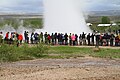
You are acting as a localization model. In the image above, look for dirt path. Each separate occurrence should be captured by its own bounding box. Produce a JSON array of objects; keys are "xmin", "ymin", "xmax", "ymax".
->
[
  {"xmin": 0, "ymin": 57, "xmax": 120, "ymax": 80},
  {"xmin": 74, "ymin": 45, "xmax": 120, "ymax": 49}
]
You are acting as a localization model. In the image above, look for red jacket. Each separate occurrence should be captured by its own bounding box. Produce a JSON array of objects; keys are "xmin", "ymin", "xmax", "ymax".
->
[
  {"xmin": 18, "ymin": 34, "xmax": 23, "ymax": 40},
  {"xmin": 5, "ymin": 33, "xmax": 9, "ymax": 39},
  {"xmin": 48, "ymin": 35, "xmax": 51, "ymax": 40}
]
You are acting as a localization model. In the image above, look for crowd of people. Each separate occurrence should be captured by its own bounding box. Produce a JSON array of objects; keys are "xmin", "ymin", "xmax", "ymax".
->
[
  {"xmin": 0, "ymin": 31, "xmax": 120, "ymax": 47},
  {"xmin": 0, "ymin": 32, "xmax": 23, "ymax": 46}
]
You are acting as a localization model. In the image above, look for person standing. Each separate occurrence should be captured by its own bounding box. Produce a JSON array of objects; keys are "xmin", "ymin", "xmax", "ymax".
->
[
  {"xmin": 34, "ymin": 33, "xmax": 39, "ymax": 44},
  {"xmin": 44, "ymin": 32, "xmax": 48, "ymax": 44},
  {"xmin": 54, "ymin": 32, "xmax": 57, "ymax": 45},
  {"xmin": 39, "ymin": 32, "xmax": 43, "ymax": 43},
  {"xmin": 95, "ymin": 32, "xmax": 100, "ymax": 47},
  {"xmin": 59, "ymin": 33, "xmax": 63, "ymax": 45},
  {"xmin": 64, "ymin": 33, "xmax": 68, "ymax": 45},
  {"xmin": 0, "ymin": 32, "xmax": 3, "ymax": 44},
  {"xmin": 62, "ymin": 34, "xmax": 65, "ymax": 45},
  {"xmin": 115, "ymin": 36, "xmax": 119, "ymax": 46},
  {"xmin": 31, "ymin": 32, "xmax": 34, "ymax": 44},
  {"xmin": 26, "ymin": 32, "xmax": 29, "ymax": 44},
  {"xmin": 51, "ymin": 33, "xmax": 55, "ymax": 45},
  {"xmin": 110, "ymin": 33, "xmax": 115, "ymax": 46},
  {"xmin": 9, "ymin": 32, "xmax": 14, "ymax": 44},
  {"xmin": 75, "ymin": 34, "xmax": 78, "ymax": 45},
  {"xmin": 5, "ymin": 32, "xmax": 9, "ymax": 44},
  {"xmin": 71, "ymin": 34, "xmax": 76, "ymax": 46},
  {"xmin": 24, "ymin": 31, "xmax": 27, "ymax": 43},
  {"xmin": 69, "ymin": 33, "xmax": 72, "ymax": 46},
  {"xmin": 47, "ymin": 34, "xmax": 51, "ymax": 44},
  {"xmin": 105, "ymin": 33, "xmax": 110, "ymax": 46},
  {"xmin": 17, "ymin": 34, "xmax": 23, "ymax": 47},
  {"xmin": 91, "ymin": 33, "xmax": 95, "ymax": 46},
  {"xmin": 79, "ymin": 34, "xmax": 82, "ymax": 45},
  {"xmin": 87, "ymin": 33, "xmax": 91, "ymax": 46},
  {"xmin": 82, "ymin": 32, "xmax": 86, "ymax": 45}
]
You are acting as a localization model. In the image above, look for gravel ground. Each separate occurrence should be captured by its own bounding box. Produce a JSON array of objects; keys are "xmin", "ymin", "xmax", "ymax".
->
[{"xmin": 0, "ymin": 57, "xmax": 120, "ymax": 80}]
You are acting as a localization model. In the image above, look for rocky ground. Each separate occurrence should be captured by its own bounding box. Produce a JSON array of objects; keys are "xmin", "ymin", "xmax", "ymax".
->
[{"xmin": 0, "ymin": 57, "xmax": 120, "ymax": 80}]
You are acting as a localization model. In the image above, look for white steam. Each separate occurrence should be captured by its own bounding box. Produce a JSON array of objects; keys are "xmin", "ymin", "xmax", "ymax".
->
[{"xmin": 43, "ymin": 0, "xmax": 92, "ymax": 34}]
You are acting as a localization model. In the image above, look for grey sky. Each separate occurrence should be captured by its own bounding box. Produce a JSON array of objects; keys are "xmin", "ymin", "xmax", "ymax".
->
[{"xmin": 0, "ymin": 0, "xmax": 120, "ymax": 13}]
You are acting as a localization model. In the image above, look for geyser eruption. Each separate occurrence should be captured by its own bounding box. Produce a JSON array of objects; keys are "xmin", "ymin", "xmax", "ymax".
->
[{"xmin": 43, "ymin": 0, "xmax": 91, "ymax": 34}]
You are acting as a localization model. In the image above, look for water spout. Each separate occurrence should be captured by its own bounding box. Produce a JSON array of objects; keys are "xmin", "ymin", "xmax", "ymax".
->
[{"xmin": 43, "ymin": 0, "xmax": 92, "ymax": 34}]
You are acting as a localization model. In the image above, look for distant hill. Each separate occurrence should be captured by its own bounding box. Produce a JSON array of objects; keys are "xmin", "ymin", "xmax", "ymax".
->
[
  {"xmin": 86, "ymin": 15, "xmax": 120, "ymax": 23},
  {"xmin": 86, "ymin": 10, "xmax": 120, "ymax": 23},
  {"xmin": 89, "ymin": 10, "xmax": 120, "ymax": 16},
  {"xmin": 0, "ymin": 12, "xmax": 42, "ymax": 19},
  {"xmin": 0, "ymin": 10, "xmax": 120, "ymax": 23}
]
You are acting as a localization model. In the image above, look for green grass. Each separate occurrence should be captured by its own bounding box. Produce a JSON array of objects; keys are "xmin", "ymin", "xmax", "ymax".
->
[
  {"xmin": 23, "ymin": 18, "xmax": 43, "ymax": 29},
  {"xmin": 93, "ymin": 48, "xmax": 120, "ymax": 58},
  {"xmin": 47, "ymin": 46, "xmax": 120, "ymax": 59},
  {"xmin": 48, "ymin": 46, "xmax": 90, "ymax": 54},
  {"xmin": 0, "ymin": 45, "xmax": 120, "ymax": 62},
  {"xmin": 0, "ymin": 43, "xmax": 49, "ymax": 62}
]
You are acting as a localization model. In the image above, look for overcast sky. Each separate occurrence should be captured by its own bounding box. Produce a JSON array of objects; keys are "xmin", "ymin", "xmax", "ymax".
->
[{"xmin": 0, "ymin": 0, "xmax": 120, "ymax": 13}]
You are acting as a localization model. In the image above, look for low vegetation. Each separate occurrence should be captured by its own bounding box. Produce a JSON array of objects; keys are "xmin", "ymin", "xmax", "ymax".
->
[
  {"xmin": 0, "ymin": 45, "xmax": 120, "ymax": 62},
  {"xmin": 48, "ymin": 46, "xmax": 120, "ymax": 59},
  {"xmin": 23, "ymin": 18, "xmax": 43, "ymax": 29},
  {"xmin": 0, "ymin": 43, "xmax": 49, "ymax": 62}
]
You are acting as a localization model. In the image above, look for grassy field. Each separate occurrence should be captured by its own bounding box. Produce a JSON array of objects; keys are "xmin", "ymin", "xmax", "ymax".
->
[
  {"xmin": 48, "ymin": 46, "xmax": 120, "ymax": 59},
  {"xmin": 0, "ymin": 44, "xmax": 120, "ymax": 62}
]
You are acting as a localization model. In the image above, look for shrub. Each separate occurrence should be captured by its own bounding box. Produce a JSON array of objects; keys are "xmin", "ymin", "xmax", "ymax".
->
[
  {"xmin": 21, "ymin": 43, "xmax": 49, "ymax": 57},
  {"xmin": 0, "ymin": 44, "xmax": 19, "ymax": 62},
  {"xmin": 0, "ymin": 43, "xmax": 49, "ymax": 62}
]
